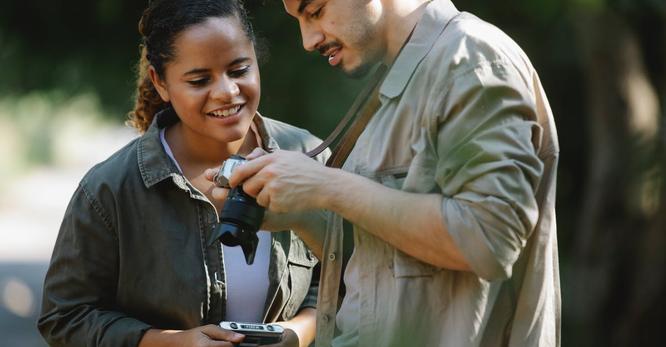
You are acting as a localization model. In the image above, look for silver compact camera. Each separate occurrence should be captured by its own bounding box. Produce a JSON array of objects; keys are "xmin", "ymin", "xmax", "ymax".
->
[
  {"xmin": 219, "ymin": 321, "xmax": 284, "ymax": 346},
  {"xmin": 214, "ymin": 155, "xmax": 247, "ymax": 188}
]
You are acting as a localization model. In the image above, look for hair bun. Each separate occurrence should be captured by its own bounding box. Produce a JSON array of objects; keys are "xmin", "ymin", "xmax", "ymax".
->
[{"xmin": 138, "ymin": 7, "xmax": 152, "ymax": 37}]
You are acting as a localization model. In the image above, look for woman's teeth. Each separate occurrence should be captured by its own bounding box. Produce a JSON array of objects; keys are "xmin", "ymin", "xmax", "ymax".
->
[{"xmin": 209, "ymin": 105, "xmax": 241, "ymax": 118}]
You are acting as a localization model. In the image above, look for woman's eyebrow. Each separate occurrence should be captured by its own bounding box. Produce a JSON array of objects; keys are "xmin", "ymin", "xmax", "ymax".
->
[
  {"xmin": 183, "ymin": 58, "xmax": 252, "ymax": 76},
  {"xmin": 184, "ymin": 68, "xmax": 209, "ymax": 76},
  {"xmin": 228, "ymin": 57, "xmax": 251, "ymax": 66}
]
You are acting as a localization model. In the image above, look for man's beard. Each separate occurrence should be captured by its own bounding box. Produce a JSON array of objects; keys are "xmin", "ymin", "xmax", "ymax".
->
[{"xmin": 345, "ymin": 60, "xmax": 377, "ymax": 79}]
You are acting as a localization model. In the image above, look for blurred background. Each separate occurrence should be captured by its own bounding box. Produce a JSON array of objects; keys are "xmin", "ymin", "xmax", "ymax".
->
[{"xmin": 0, "ymin": 0, "xmax": 664, "ymax": 346}]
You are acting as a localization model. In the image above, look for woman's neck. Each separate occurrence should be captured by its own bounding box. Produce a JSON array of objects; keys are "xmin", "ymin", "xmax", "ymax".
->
[{"xmin": 165, "ymin": 123, "xmax": 252, "ymax": 177}]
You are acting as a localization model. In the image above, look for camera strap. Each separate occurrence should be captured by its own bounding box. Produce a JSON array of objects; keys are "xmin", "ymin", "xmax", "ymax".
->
[{"xmin": 305, "ymin": 64, "xmax": 388, "ymax": 168}]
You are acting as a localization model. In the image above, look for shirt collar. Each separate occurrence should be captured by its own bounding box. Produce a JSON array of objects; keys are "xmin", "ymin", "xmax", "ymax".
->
[
  {"xmin": 379, "ymin": 0, "xmax": 459, "ymax": 99},
  {"xmin": 137, "ymin": 107, "xmax": 279, "ymax": 188}
]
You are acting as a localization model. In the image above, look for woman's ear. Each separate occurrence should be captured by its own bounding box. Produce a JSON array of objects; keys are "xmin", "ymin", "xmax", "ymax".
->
[{"xmin": 148, "ymin": 65, "xmax": 170, "ymax": 103}]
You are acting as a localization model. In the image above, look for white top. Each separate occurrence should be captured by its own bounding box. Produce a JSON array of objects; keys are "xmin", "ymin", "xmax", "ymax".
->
[{"xmin": 160, "ymin": 128, "xmax": 271, "ymax": 322}]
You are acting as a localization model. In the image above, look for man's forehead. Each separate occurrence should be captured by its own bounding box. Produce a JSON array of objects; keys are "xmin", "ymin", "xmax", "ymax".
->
[{"xmin": 283, "ymin": 0, "xmax": 312, "ymax": 16}]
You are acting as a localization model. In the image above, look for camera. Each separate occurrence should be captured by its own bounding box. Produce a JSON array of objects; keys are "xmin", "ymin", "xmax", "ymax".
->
[
  {"xmin": 214, "ymin": 155, "xmax": 265, "ymax": 265},
  {"xmin": 220, "ymin": 321, "xmax": 284, "ymax": 346}
]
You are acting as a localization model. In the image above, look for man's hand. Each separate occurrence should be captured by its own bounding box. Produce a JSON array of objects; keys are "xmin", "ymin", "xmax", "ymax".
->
[
  {"xmin": 204, "ymin": 149, "xmax": 329, "ymax": 257},
  {"xmin": 228, "ymin": 149, "xmax": 333, "ymax": 213}
]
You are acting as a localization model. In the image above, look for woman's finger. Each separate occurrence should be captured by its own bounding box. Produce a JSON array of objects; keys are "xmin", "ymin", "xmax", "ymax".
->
[
  {"xmin": 200, "ymin": 325, "xmax": 244, "ymax": 343},
  {"xmin": 204, "ymin": 167, "xmax": 221, "ymax": 182}
]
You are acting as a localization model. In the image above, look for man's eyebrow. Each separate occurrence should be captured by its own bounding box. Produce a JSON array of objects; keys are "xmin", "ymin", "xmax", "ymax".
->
[{"xmin": 298, "ymin": 0, "xmax": 315, "ymax": 14}]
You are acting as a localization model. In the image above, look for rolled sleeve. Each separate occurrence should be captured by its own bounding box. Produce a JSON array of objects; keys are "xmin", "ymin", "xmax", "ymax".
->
[
  {"xmin": 38, "ymin": 183, "xmax": 151, "ymax": 347},
  {"xmin": 435, "ymin": 63, "xmax": 544, "ymax": 281}
]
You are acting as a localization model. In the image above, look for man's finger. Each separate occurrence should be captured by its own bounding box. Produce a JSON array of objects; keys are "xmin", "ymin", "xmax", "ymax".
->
[
  {"xmin": 246, "ymin": 147, "xmax": 269, "ymax": 160},
  {"xmin": 256, "ymin": 187, "xmax": 271, "ymax": 208},
  {"xmin": 239, "ymin": 173, "xmax": 267, "ymax": 198},
  {"xmin": 229, "ymin": 154, "xmax": 273, "ymax": 187}
]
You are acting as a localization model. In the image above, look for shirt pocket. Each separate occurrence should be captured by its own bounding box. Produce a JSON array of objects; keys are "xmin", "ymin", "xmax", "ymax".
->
[
  {"xmin": 282, "ymin": 240, "xmax": 318, "ymax": 319},
  {"xmin": 376, "ymin": 170, "xmax": 441, "ymax": 278},
  {"xmin": 392, "ymin": 248, "xmax": 440, "ymax": 278}
]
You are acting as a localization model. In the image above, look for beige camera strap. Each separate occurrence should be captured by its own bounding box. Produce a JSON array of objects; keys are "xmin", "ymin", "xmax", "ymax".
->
[{"xmin": 305, "ymin": 64, "xmax": 388, "ymax": 168}]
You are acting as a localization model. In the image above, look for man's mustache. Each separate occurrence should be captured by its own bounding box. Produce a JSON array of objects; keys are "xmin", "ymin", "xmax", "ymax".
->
[{"xmin": 318, "ymin": 42, "xmax": 342, "ymax": 56}]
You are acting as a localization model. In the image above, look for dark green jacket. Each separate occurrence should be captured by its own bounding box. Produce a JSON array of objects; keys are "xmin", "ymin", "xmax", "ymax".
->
[{"xmin": 38, "ymin": 110, "xmax": 324, "ymax": 347}]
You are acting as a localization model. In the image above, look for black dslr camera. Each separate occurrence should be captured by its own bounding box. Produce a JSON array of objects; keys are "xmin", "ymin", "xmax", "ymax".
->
[{"xmin": 213, "ymin": 155, "xmax": 265, "ymax": 265}]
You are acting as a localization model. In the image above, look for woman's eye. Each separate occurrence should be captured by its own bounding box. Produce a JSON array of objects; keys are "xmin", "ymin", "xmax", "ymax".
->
[
  {"xmin": 187, "ymin": 78, "xmax": 209, "ymax": 87},
  {"xmin": 229, "ymin": 66, "xmax": 250, "ymax": 78}
]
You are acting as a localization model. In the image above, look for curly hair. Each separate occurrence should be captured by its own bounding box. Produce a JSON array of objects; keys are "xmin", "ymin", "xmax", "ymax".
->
[{"xmin": 127, "ymin": 0, "xmax": 256, "ymax": 133}]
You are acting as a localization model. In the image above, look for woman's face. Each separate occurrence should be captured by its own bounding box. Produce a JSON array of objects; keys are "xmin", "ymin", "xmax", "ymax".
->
[{"xmin": 151, "ymin": 16, "xmax": 260, "ymax": 146}]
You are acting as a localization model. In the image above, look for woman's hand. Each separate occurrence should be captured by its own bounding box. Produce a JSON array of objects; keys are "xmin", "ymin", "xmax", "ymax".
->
[
  {"xmin": 266, "ymin": 308, "xmax": 316, "ymax": 347},
  {"xmin": 263, "ymin": 328, "xmax": 300, "ymax": 347},
  {"xmin": 139, "ymin": 325, "xmax": 245, "ymax": 347}
]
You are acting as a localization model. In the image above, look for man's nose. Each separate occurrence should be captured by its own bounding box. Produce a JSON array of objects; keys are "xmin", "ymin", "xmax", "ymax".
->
[
  {"xmin": 211, "ymin": 76, "xmax": 240, "ymax": 101},
  {"xmin": 300, "ymin": 22, "xmax": 324, "ymax": 52}
]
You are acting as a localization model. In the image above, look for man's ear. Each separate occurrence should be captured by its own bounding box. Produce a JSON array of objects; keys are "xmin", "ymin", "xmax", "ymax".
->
[{"xmin": 148, "ymin": 65, "xmax": 170, "ymax": 103}]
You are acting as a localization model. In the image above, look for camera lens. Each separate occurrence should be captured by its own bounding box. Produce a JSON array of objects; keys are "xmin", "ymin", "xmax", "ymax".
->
[{"xmin": 217, "ymin": 185, "xmax": 265, "ymax": 265}]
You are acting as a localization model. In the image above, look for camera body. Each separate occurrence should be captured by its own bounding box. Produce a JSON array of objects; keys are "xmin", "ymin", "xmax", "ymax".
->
[
  {"xmin": 214, "ymin": 155, "xmax": 265, "ymax": 265},
  {"xmin": 220, "ymin": 321, "xmax": 284, "ymax": 346}
]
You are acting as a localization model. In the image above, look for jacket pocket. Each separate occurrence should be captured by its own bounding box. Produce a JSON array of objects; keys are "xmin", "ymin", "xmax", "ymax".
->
[{"xmin": 282, "ymin": 241, "xmax": 317, "ymax": 319}]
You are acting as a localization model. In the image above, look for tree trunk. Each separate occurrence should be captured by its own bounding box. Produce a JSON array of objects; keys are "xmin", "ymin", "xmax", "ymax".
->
[{"xmin": 568, "ymin": 8, "xmax": 662, "ymax": 347}]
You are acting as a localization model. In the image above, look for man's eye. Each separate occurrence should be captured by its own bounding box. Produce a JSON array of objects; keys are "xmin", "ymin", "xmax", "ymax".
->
[
  {"xmin": 188, "ymin": 78, "xmax": 209, "ymax": 86},
  {"xmin": 229, "ymin": 66, "xmax": 250, "ymax": 78},
  {"xmin": 311, "ymin": 7, "xmax": 324, "ymax": 19}
]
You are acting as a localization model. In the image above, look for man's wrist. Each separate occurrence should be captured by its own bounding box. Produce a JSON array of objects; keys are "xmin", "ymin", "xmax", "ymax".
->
[{"xmin": 312, "ymin": 167, "xmax": 343, "ymax": 210}]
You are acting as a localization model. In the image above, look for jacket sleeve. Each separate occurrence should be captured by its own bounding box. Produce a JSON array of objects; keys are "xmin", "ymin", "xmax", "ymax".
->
[
  {"xmin": 38, "ymin": 182, "xmax": 151, "ymax": 347},
  {"xmin": 298, "ymin": 262, "xmax": 319, "ymax": 311},
  {"xmin": 435, "ymin": 62, "xmax": 544, "ymax": 281}
]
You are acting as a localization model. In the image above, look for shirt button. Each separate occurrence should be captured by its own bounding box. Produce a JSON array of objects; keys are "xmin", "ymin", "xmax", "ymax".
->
[
  {"xmin": 328, "ymin": 253, "xmax": 336, "ymax": 261},
  {"xmin": 322, "ymin": 314, "xmax": 330, "ymax": 323}
]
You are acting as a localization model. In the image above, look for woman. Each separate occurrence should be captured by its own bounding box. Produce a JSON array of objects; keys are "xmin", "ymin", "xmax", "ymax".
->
[{"xmin": 37, "ymin": 0, "xmax": 321, "ymax": 346}]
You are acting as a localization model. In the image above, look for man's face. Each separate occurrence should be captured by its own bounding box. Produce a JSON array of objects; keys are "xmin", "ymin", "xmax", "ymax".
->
[{"xmin": 283, "ymin": 0, "xmax": 386, "ymax": 78}]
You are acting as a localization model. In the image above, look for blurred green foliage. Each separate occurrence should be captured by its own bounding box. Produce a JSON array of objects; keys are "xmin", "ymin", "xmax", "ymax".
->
[{"xmin": 0, "ymin": 0, "xmax": 664, "ymax": 346}]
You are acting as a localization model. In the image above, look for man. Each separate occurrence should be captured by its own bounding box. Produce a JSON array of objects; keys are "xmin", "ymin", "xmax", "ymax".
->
[{"xmin": 211, "ymin": 0, "xmax": 560, "ymax": 345}]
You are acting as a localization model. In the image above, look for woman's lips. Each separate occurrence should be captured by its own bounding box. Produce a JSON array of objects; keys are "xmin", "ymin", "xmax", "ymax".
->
[{"xmin": 207, "ymin": 104, "xmax": 242, "ymax": 118}]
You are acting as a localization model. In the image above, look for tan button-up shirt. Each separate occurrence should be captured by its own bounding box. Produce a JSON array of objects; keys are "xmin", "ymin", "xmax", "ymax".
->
[{"xmin": 314, "ymin": 1, "xmax": 560, "ymax": 346}]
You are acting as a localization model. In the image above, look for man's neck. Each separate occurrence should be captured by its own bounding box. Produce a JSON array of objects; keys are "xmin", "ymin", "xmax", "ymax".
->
[{"xmin": 382, "ymin": 0, "xmax": 430, "ymax": 65}]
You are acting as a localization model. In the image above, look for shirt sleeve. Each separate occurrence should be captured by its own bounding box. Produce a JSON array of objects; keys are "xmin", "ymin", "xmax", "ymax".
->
[
  {"xmin": 38, "ymin": 182, "xmax": 151, "ymax": 347},
  {"xmin": 435, "ymin": 61, "xmax": 544, "ymax": 281}
]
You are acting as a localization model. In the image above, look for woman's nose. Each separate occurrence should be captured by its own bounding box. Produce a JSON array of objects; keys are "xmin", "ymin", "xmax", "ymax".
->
[{"xmin": 210, "ymin": 76, "xmax": 240, "ymax": 101}]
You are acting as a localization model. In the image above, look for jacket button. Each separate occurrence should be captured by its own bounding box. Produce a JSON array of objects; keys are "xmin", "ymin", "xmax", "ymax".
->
[{"xmin": 328, "ymin": 253, "xmax": 336, "ymax": 261}]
